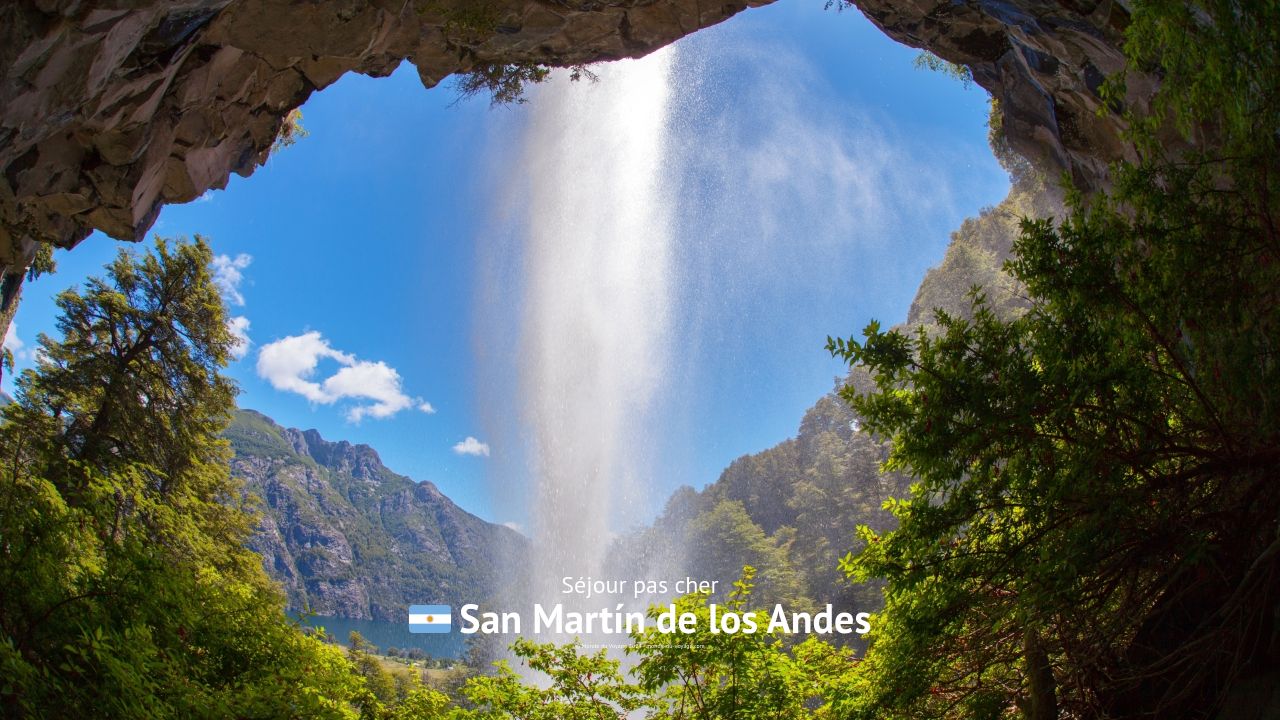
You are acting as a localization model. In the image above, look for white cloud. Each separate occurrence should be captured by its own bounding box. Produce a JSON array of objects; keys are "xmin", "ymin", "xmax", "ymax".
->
[
  {"xmin": 210, "ymin": 253, "xmax": 253, "ymax": 361},
  {"xmin": 257, "ymin": 332, "xmax": 354, "ymax": 403},
  {"xmin": 3, "ymin": 322, "xmax": 24, "ymax": 358},
  {"xmin": 256, "ymin": 331, "xmax": 433, "ymax": 422},
  {"xmin": 227, "ymin": 316, "xmax": 251, "ymax": 359},
  {"xmin": 323, "ymin": 360, "xmax": 415, "ymax": 422},
  {"xmin": 452, "ymin": 436, "xmax": 490, "ymax": 457},
  {"xmin": 211, "ymin": 253, "xmax": 252, "ymax": 307},
  {"xmin": 502, "ymin": 520, "xmax": 525, "ymax": 534},
  {"xmin": 194, "ymin": 190, "xmax": 214, "ymax": 203}
]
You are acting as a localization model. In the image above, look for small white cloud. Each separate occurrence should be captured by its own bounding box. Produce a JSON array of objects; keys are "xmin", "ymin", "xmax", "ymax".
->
[
  {"xmin": 256, "ymin": 331, "xmax": 433, "ymax": 422},
  {"xmin": 3, "ymin": 322, "xmax": 24, "ymax": 358},
  {"xmin": 452, "ymin": 436, "xmax": 490, "ymax": 457},
  {"xmin": 211, "ymin": 253, "xmax": 252, "ymax": 307},
  {"xmin": 194, "ymin": 190, "xmax": 214, "ymax": 203},
  {"xmin": 502, "ymin": 520, "xmax": 525, "ymax": 534},
  {"xmin": 227, "ymin": 316, "xmax": 251, "ymax": 359},
  {"xmin": 210, "ymin": 255, "xmax": 253, "ymax": 360}
]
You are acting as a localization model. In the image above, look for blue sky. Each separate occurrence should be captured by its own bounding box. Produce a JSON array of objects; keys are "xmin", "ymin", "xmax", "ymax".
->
[{"xmin": 3, "ymin": 0, "xmax": 1007, "ymax": 531}]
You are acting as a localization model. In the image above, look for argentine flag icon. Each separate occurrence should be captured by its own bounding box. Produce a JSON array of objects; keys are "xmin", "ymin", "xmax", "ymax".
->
[{"xmin": 408, "ymin": 605, "xmax": 452, "ymax": 633}]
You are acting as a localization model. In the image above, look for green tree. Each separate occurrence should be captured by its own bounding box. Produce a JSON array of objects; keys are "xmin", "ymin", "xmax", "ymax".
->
[
  {"xmin": 630, "ymin": 567, "xmax": 856, "ymax": 720},
  {"xmin": 351, "ymin": 630, "xmax": 378, "ymax": 654},
  {"xmin": 454, "ymin": 63, "xmax": 597, "ymax": 107},
  {"xmin": 827, "ymin": 2, "xmax": 1280, "ymax": 716},
  {"xmin": 685, "ymin": 499, "xmax": 811, "ymax": 610},
  {"xmin": 390, "ymin": 686, "xmax": 453, "ymax": 720},
  {"xmin": 0, "ymin": 237, "xmax": 367, "ymax": 717},
  {"xmin": 460, "ymin": 637, "xmax": 649, "ymax": 719},
  {"xmin": 829, "ymin": 34, "xmax": 1279, "ymax": 720},
  {"xmin": 350, "ymin": 642, "xmax": 400, "ymax": 707}
]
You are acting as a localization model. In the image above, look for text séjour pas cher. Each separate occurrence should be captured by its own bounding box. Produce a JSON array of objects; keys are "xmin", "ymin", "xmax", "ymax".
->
[{"xmin": 561, "ymin": 576, "xmax": 720, "ymax": 600}]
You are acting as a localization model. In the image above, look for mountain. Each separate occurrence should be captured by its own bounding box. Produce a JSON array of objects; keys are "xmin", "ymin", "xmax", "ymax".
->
[
  {"xmin": 613, "ymin": 389, "xmax": 912, "ymax": 614},
  {"xmin": 622, "ymin": 168, "xmax": 1063, "ymax": 615},
  {"xmin": 227, "ymin": 169, "xmax": 1060, "ymax": 625},
  {"xmin": 227, "ymin": 409, "xmax": 524, "ymax": 621}
]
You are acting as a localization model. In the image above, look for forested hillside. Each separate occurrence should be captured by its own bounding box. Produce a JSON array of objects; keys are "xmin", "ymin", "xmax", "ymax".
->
[
  {"xmin": 627, "ymin": 147, "xmax": 1062, "ymax": 618},
  {"xmin": 227, "ymin": 410, "xmax": 525, "ymax": 621}
]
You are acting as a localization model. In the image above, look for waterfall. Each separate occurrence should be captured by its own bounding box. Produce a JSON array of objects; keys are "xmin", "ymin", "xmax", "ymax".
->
[
  {"xmin": 501, "ymin": 48, "xmax": 679, "ymax": 623},
  {"xmin": 475, "ymin": 20, "xmax": 982, "ymax": 645}
]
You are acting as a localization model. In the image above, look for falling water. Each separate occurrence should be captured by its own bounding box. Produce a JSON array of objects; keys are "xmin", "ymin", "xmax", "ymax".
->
[
  {"xmin": 476, "ymin": 18, "xmax": 995, "ymax": 646},
  {"xmin": 506, "ymin": 49, "xmax": 679, "ymax": 622}
]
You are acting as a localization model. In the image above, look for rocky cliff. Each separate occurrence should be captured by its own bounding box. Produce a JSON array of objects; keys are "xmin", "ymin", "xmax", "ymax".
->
[
  {"xmin": 2, "ymin": 0, "xmax": 1152, "ymax": 339},
  {"xmin": 852, "ymin": 0, "xmax": 1153, "ymax": 191},
  {"xmin": 227, "ymin": 409, "xmax": 524, "ymax": 620}
]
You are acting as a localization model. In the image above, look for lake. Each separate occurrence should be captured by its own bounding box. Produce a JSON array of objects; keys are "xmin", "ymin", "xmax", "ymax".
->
[{"xmin": 292, "ymin": 613, "xmax": 467, "ymax": 660}]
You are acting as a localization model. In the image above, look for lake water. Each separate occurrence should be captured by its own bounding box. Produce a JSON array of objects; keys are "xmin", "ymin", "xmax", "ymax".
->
[{"xmin": 292, "ymin": 613, "xmax": 467, "ymax": 659}]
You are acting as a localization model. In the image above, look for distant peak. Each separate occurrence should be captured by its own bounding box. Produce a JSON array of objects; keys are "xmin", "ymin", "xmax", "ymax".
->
[
  {"xmin": 231, "ymin": 408, "xmax": 387, "ymax": 482},
  {"xmin": 289, "ymin": 427, "xmax": 384, "ymax": 482}
]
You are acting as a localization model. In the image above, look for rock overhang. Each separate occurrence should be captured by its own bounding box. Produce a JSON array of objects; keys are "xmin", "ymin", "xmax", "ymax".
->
[{"xmin": 0, "ymin": 0, "xmax": 1153, "ymax": 336}]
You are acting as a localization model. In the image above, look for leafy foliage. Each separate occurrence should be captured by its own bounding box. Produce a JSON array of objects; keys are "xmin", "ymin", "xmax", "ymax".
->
[
  {"xmin": 985, "ymin": 99, "xmax": 1035, "ymax": 184},
  {"xmin": 1108, "ymin": 0, "xmax": 1280, "ymax": 160},
  {"xmin": 455, "ymin": 63, "xmax": 552, "ymax": 106},
  {"xmin": 610, "ymin": 373, "xmax": 926, "ymax": 621},
  {"xmin": 25, "ymin": 242, "xmax": 55, "ymax": 282},
  {"xmin": 630, "ymin": 567, "xmax": 856, "ymax": 720},
  {"xmin": 462, "ymin": 638, "xmax": 649, "ymax": 720},
  {"xmin": 0, "ymin": 237, "xmax": 376, "ymax": 716},
  {"xmin": 452, "ymin": 568, "xmax": 857, "ymax": 720},
  {"xmin": 454, "ymin": 63, "xmax": 598, "ymax": 107},
  {"xmin": 912, "ymin": 52, "xmax": 973, "ymax": 89},
  {"xmin": 271, "ymin": 108, "xmax": 309, "ymax": 155},
  {"xmin": 828, "ymin": 3, "xmax": 1280, "ymax": 716}
]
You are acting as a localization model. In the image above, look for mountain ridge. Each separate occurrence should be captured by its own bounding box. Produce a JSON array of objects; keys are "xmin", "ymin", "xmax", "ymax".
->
[
  {"xmin": 232, "ymin": 170, "xmax": 1060, "ymax": 625},
  {"xmin": 614, "ymin": 171, "xmax": 1063, "ymax": 616},
  {"xmin": 228, "ymin": 409, "xmax": 524, "ymax": 621}
]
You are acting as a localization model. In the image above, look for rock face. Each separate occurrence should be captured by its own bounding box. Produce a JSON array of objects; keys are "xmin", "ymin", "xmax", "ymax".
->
[
  {"xmin": 852, "ymin": 0, "xmax": 1153, "ymax": 190},
  {"xmin": 227, "ymin": 409, "xmax": 525, "ymax": 620},
  {"xmin": 0, "ymin": 0, "xmax": 1151, "ymax": 336}
]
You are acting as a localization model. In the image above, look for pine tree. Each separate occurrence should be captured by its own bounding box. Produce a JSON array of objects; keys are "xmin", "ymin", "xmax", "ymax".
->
[{"xmin": 0, "ymin": 237, "xmax": 364, "ymax": 718}]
